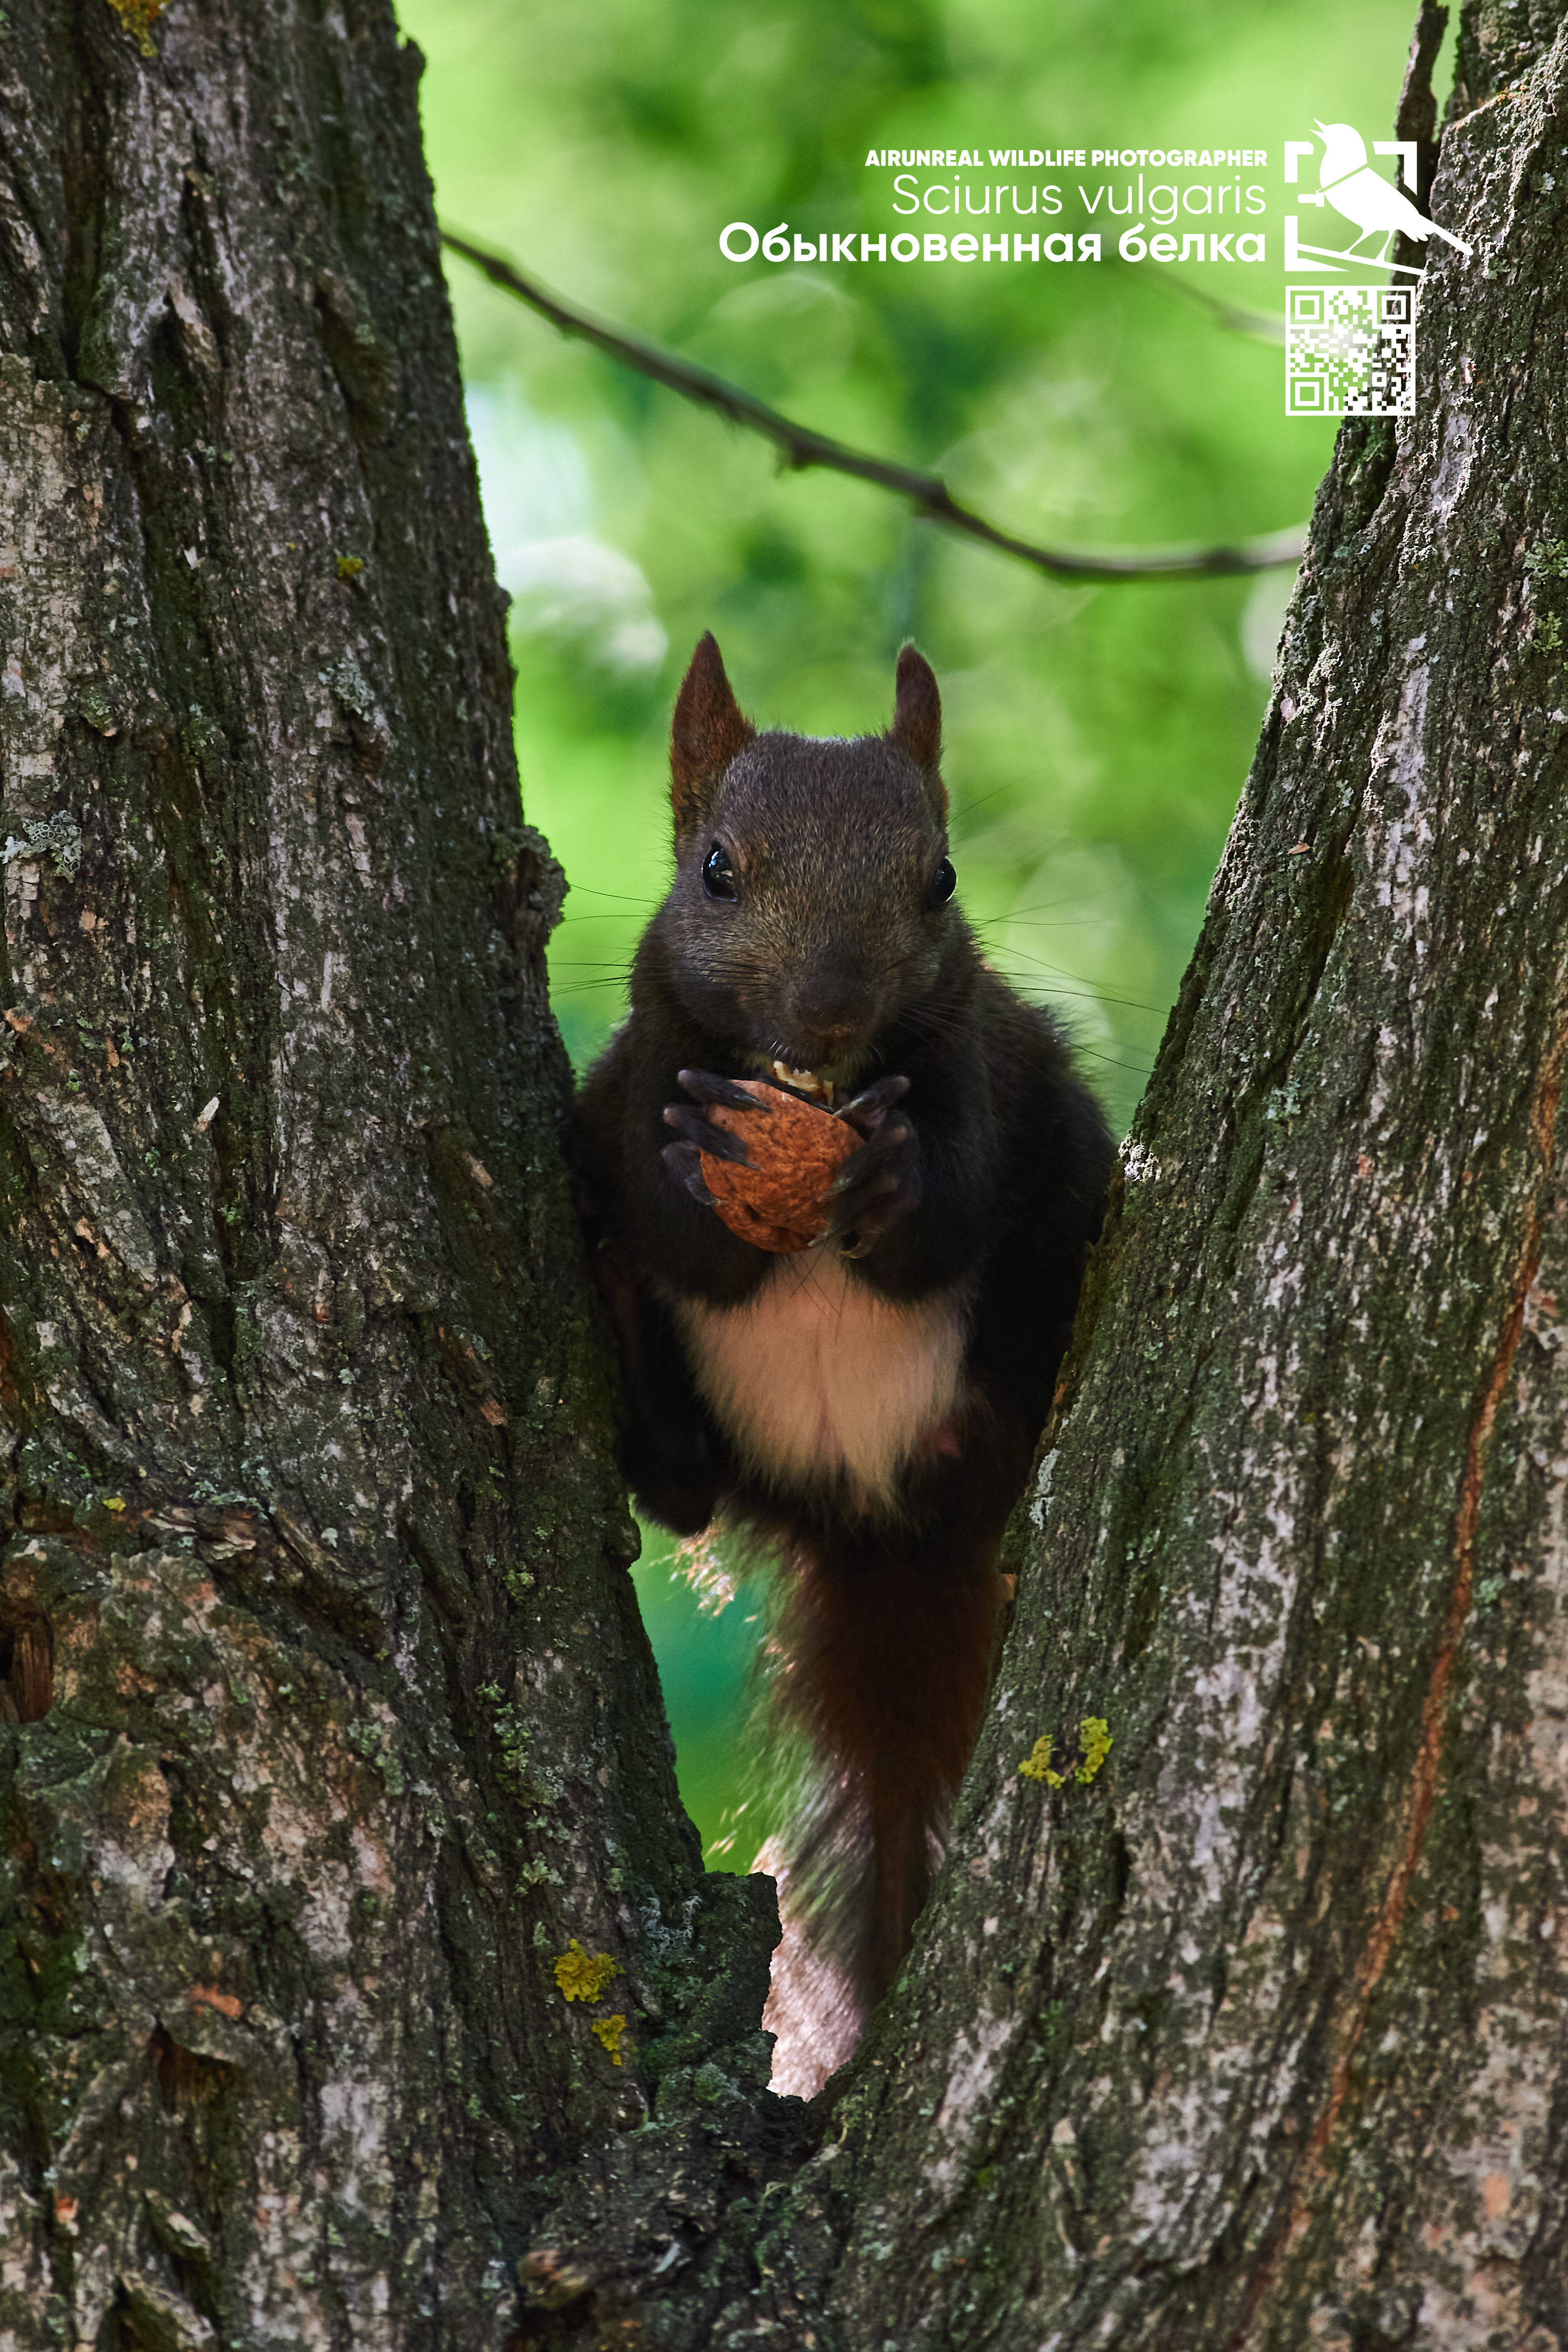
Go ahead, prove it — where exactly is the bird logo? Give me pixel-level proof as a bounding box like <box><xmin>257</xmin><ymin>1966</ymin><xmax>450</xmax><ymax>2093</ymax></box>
<box><xmin>1285</xmin><ymin>122</ymin><xmax>1472</xmax><ymax>273</ymax></box>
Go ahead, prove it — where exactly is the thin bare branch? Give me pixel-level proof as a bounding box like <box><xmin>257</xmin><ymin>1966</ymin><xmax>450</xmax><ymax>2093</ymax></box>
<box><xmin>440</xmin><ymin>231</ymin><xmax>1307</xmax><ymax>586</ymax></box>
<box><xmin>1131</xmin><ymin>260</ymin><xmax>1287</xmax><ymax>342</ymax></box>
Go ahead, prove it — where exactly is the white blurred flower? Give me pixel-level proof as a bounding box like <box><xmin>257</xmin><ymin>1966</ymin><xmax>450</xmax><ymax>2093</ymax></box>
<box><xmin>465</xmin><ymin>383</ymin><xmax>666</xmax><ymax>672</ymax></box>
<box><xmin>494</xmin><ymin>533</ymin><xmax>668</xmax><ymax>673</ymax></box>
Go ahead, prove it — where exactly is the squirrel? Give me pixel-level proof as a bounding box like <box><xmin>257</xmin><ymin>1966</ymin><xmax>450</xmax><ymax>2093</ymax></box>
<box><xmin>573</xmin><ymin>634</ymin><xmax>1113</xmax><ymax>2080</ymax></box>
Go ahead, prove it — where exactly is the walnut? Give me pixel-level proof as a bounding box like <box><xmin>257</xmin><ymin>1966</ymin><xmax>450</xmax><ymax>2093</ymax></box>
<box><xmin>699</xmin><ymin>1081</ymin><xmax>861</xmax><ymax>1254</ymax></box>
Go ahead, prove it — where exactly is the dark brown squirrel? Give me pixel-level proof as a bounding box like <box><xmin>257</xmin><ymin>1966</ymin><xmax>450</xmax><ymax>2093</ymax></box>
<box><xmin>574</xmin><ymin>634</ymin><xmax>1113</xmax><ymax>2074</ymax></box>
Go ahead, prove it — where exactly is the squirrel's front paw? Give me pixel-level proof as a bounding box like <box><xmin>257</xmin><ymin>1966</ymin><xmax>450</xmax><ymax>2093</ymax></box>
<box><xmin>829</xmin><ymin>1076</ymin><xmax>917</xmax><ymax>1254</ymax></box>
<box><xmin>661</xmin><ymin>1068</ymin><xmax>769</xmax><ymax>1205</ymax></box>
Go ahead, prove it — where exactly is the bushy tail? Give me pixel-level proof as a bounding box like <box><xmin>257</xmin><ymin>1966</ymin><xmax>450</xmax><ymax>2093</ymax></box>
<box><xmin>760</xmin><ymin>1510</ymin><xmax>1006</xmax><ymax>2077</ymax></box>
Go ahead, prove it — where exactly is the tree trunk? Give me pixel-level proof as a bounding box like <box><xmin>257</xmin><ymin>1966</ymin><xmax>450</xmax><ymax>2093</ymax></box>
<box><xmin>735</xmin><ymin>8</ymin><xmax>1568</xmax><ymax>2346</ymax></box>
<box><xmin>0</xmin><ymin>7</ymin><xmax>779</xmax><ymax>2347</ymax></box>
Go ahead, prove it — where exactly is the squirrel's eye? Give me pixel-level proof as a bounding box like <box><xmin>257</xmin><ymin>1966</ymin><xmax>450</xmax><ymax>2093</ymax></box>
<box><xmin>702</xmin><ymin>843</ymin><xmax>738</xmax><ymax>901</ymax></box>
<box><xmin>927</xmin><ymin>857</ymin><xmax>957</xmax><ymax>907</ymax></box>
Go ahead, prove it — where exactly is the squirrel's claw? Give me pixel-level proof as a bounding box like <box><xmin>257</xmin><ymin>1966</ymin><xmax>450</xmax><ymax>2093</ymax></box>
<box><xmin>677</xmin><ymin>1068</ymin><xmax>769</xmax><ymax>1112</ymax></box>
<box><xmin>662</xmin><ymin>1103</ymin><xmax>751</xmax><ymax>1164</ymax></box>
<box><xmin>839</xmin><ymin>1072</ymin><xmax>910</xmax><ymax>1140</ymax></box>
<box><xmin>844</xmin><ymin>1073</ymin><xmax>910</xmax><ymax>1114</ymax></box>
<box><xmin>833</xmin><ymin>1077</ymin><xmax>917</xmax><ymax>1247</ymax></box>
<box><xmin>828</xmin><ymin>1132</ymin><xmax>909</xmax><ymax>1196</ymax></box>
<box><xmin>826</xmin><ymin>1119</ymin><xmax>918</xmax><ymax>1249</ymax></box>
<box><xmin>661</xmin><ymin>1139</ymin><xmax>719</xmax><ymax>1205</ymax></box>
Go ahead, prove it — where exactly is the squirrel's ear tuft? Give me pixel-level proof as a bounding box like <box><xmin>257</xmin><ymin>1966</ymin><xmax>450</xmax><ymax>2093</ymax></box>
<box><xmin>671</xmin><ymin>634</ymin><xmax>755</xmax><ymax>836</ymax></box>
<box><xmin>889</xmin><ymin>643</ymin><xmax>946</xmax><ymax>817</ymax></box>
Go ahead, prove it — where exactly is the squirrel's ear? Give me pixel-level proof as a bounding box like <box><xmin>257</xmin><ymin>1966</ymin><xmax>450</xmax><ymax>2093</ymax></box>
<box><xmin>671</xmin><ymin>634</ymin><xmax>755</xmax><ymax>836</ymax></box>
<box><xmin>889</xmin><ymin>644</ymin><xmax>947</xmax><ymax>819</ymax></box>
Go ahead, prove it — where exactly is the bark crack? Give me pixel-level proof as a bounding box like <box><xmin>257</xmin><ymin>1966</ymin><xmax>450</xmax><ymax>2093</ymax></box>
<box><xmin>1233</xmin><ymin>1001</ymin><xmax>1568</xmax><ymax>2344</ymax></box>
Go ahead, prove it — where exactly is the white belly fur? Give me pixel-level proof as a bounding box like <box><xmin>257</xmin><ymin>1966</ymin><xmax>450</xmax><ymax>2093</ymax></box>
<box><xmin>671</xmin><ymin>1249</ymin><xmax>970</xmax><ymax>1512</ymax></box>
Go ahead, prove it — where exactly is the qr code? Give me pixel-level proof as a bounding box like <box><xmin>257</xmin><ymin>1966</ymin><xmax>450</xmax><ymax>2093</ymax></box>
<box><xmin>1285</xmin><ymin>286</ymin><xmax>1415</xmax><ymax>417</ymax></box>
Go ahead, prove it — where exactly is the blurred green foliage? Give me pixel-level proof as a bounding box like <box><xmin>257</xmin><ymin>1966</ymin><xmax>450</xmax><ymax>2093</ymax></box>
<box><xmin>399</xmin><ymin>0</ymin><xmax>1436</xmax><ymax>1858</ymax></box>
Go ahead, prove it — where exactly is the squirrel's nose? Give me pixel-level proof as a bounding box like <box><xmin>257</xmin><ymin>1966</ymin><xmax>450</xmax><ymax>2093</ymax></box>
<box><xmin>788</xmin><ymin>971</ymin><xmax>878</xmax><ymax>1055</ymax></box>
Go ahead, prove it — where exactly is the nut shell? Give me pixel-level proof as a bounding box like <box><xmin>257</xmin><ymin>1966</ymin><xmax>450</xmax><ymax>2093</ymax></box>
<box><xmin>700</xmin><ymin>1081</ymin><xmax>862</xmax><ymax>1254</ymax></box>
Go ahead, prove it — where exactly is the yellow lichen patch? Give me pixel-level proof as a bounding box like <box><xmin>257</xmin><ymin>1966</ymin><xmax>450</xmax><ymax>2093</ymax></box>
<box><xmin>1018</xmin><ymin>1735</ymin><xmax>1063</xmax><ymax>1788</ymax></box>
<box><xmin>104</xmin><ymin>0</ymin><xmax>166</xmax><ymax>57</ymax></box>
<box><xmin>1076</xmin><ymin>1717</ymin><xmax>1113</xmax><ymax>1786</ymax></box>
<box><xmin>553</xmin><ymin>1939</ymin><xmax>618</xmax><ymax>2003</ymax></box>
<box><xmin>591</xmin><ymin>2013</ymin><xmax>631</xmax><ymax>2066</ymax></box>
<box><xmin>1019</xmin><ymin>1719</ymin><xmax>1113</xmax><ymax>1792</ymax></box>
<box><xmin>335</xmin><ymin>554</ymin><xmax>365</xmax><ymax>581</ymax></box>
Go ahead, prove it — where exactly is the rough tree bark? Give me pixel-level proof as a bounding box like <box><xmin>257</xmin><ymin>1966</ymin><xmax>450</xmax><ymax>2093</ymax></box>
<box><xmin>732</xmin><ymin>8</ymin><xmax>1568</xmax><ymax>2348</ymax></box>
<box><xmin>6</xmin><ymin>0</ymin><xmax>1568</xmax><ymax>2348</ymax></box>
<box><xmin>0</xmin><ymin>6</ymin><xmax>780</xmax><ymax>2348</ymax></box>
